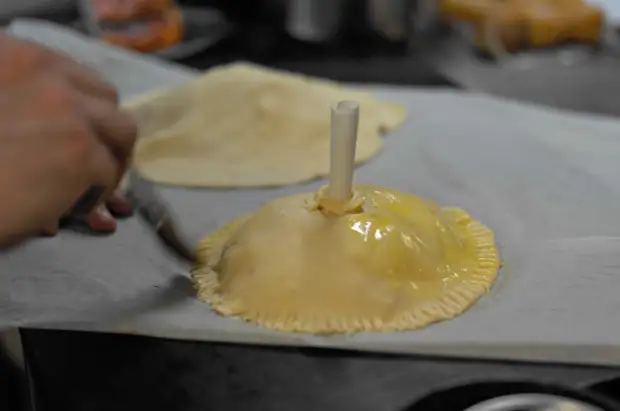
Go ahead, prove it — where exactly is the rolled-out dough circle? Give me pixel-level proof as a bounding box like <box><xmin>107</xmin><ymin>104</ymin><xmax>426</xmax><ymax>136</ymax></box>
<box><xmin>125</xmin><ymin>63</ymin><xmax>407</xmax><ymax>187</ymax></box>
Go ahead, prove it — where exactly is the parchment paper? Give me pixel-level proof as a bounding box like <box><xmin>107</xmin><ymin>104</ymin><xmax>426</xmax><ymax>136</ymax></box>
<box><xmin>4</xmin><ymin>19</ymin><xmax>620</xmax><ymax>366</ymax></box>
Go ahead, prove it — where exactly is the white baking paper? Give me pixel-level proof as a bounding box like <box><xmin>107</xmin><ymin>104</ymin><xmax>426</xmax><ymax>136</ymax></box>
<box><xmin>4</xmin><ymin>19</ymin><xmax>620</xmax><ymax>366</ymax></box>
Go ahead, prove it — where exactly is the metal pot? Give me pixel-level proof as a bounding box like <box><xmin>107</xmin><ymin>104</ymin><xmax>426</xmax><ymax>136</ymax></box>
<box><xmin>285</xmin><ymin>0</ymin><xmax>347</xmax><ymax>42</ymax></box>
<box><xmin>284</xmin><ymin>0</ymin><xmax>424</xmax><ymax>44</ymax></box>
<box><xmin>366</xmin><ymin>0</ymin><xmax>411</xmax><ymax>41</ymax></box>
<box><xmin>402</xmin><ymin>381</ymin><xmax>620</xmax><ymax>411</ymax></box>
<box><xmin>464</xmin><ymin>393</ymin><xmax>605</xmax><ymax>411</ymax></box>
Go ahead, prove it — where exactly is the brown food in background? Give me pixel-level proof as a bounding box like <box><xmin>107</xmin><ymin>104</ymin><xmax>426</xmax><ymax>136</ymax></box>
<box><xmin>90</xmin><ymin>0</ymin><xmax>175</xmax><ymax>21</ymax></box>
<box><xmin>438</xmin><ymin>0</ymin><xmax>605</xmax><ymax>53</ymax></box>
<box><xmin>101</xmin><ymin>7</ymin><xmax>184</xmax><ymax>53</ymax></box>
<box><xmin>439</xmin><ymin>0</ymin><xmax>495</xmax><ymax>25</ymax></box>
<box><xmin>523</xmin><ymin>0</ymin><xmax>603</xmax><ymax>49</ymax></box>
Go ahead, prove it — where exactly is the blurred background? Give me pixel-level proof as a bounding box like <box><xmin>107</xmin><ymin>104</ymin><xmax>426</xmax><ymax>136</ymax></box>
<box><xmin>2</xmin><ymin>0</ymin><xmax>620</xmax><ymax>115</ymax></box>
<box><xmin>0</xmin><ymin>0</ymin><xmax>445</xmax><ymax>84</ymax></box>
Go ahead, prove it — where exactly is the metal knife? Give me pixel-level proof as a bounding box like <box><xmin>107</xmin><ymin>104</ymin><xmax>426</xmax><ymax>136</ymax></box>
<box><xmin>126</xmin><ymin>168</ymin><xmax>196</xmax><ymax>263</ymax></box>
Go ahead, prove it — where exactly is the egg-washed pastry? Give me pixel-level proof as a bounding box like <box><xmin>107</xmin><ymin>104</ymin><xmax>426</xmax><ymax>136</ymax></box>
<box><xmin>124</xmin><ymin>63</ymin><xmax>406</xmax><ymax>187</ymax></box>
<box><xmin>192</xmin><ymin>185</ymin><xmax>499</xmax><ymax>334</ymax></box>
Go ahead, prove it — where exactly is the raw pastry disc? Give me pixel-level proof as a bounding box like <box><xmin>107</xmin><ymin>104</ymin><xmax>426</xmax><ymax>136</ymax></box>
<box><xmin>192</xmin><ymin>185</ymin><xmax>500</xmax><ymax>334</ymax></box>
<box><xmin>125</xmin><ymin>62</ymin><xmax>407</xmax><ymax>187</ymax></box>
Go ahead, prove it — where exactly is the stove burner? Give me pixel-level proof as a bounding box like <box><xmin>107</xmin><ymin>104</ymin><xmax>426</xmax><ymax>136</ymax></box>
<box><xmin>463</xmin><ymin>393</ymin><xmax>604</xmax><ymax>411</ymax></box>
<box><xmin>402</xmin><ymin>381</ymin><xmax>620</xmax><ymax>411</ymax></box>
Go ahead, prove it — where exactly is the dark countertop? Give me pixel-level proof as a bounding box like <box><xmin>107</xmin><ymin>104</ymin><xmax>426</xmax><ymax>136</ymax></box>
<box><xmin>174</xmin><ymin>31</ymin><xmax>455</xmax><ymax>86</ymax></box>
<box><xmin>20</xmin><ymin>330</ymin><xmax>620</xmax><ymax>411</ymax></box>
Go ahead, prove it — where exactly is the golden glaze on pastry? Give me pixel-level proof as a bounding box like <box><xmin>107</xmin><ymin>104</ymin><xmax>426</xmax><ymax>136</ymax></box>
<box><xmin>192</xmin><ymin>185</ymin><xmax>500</xmax><ymax>334</ymax></box>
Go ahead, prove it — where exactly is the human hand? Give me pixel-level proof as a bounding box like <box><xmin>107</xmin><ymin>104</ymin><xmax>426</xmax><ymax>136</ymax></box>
<box><xmin>0</xmin><ymin>32</ymin><xmax>138</xmax><ymax>247</ymax></box>
<box><xmin>42</xmin><ymin>189</ymin><xmax>134</xmax><ymax>236</ymax></box>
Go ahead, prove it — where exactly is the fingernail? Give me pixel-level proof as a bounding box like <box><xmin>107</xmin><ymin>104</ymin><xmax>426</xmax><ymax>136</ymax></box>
<box><xmin>98</xmin><ymin>205</ymin><xmax>114</xmax><ymax>220</ymax></box>
<box><xmin>107</xmin><ymin>190</ymin><xmax>133</xmax><ymax>217</ymax></box>
<box><xmin>87</xmin><ymin>205</ymin><xmax>117</xmax><ymax>233</ymax></box>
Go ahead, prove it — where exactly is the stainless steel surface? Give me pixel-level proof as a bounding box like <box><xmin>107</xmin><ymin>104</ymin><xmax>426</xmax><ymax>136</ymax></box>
<box><xmin>464</xmin><ymin>394</ymin><xmax>605</xmax><ymax>411</ymax></box>
<box><xmin>285</xmin><ymin>0</ymin><xmax>345</xmax><ymax>42</ymax></box>
<box><xmin>126</xmin><ymin>169</ymin><xmax>195</xmax><ymax>263</ymax></box>
<box><xmin>424</xmin><ymin>32</ymin><xmax>620</xmax><ymax>117</ymax></box>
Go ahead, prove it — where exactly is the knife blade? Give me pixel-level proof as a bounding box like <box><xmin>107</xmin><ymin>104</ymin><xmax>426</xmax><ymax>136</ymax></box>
<box><xmin>126</xmin><ymin>168</ymin><xmax>196</xmax><ymax>263</ymax></box>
